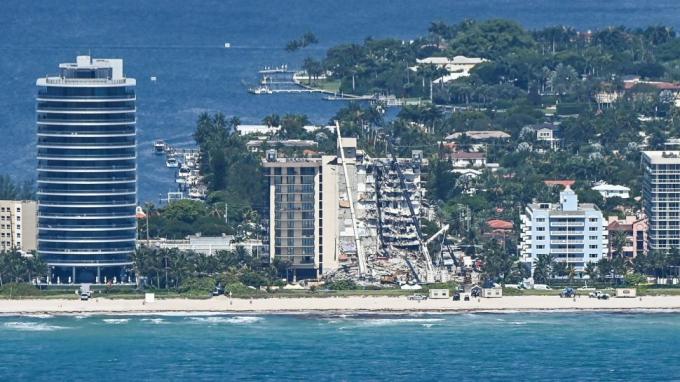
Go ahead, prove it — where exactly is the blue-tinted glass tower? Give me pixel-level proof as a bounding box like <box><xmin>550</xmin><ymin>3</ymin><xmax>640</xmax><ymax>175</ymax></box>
<box><xmin>36</xmin><ymin>56</ymin><xmax>136</xmax><ymax>283</ymax></box>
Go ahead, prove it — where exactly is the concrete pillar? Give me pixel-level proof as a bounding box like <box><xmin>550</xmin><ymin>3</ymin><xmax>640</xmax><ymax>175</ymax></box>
<box><xmin>72</xmin><ymin>267</ymin><xmax>76</xmax><ymax>284</ymax></box>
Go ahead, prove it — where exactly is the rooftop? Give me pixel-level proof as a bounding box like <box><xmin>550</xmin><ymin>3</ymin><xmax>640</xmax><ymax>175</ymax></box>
<box><xmin>643</xmin><ymin>151</ymin><xmax>680</xmax><ymax>164</ymax></box>
<box><xmin>451</xmin><ymin>151</ymin><xmax>486</xmax><ymax>160</ymax></box>
<box><xmin>37</xmin><ymin>55</ymin><xmax>135</xmax><ymax>87</ymax></box>
<box><xmin>446</xmin><ymin>130</ymin><xmax>511</xmax><ymax>141</ymax></box>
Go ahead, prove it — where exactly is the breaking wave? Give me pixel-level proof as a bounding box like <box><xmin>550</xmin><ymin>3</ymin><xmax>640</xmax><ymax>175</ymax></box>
<box><xmin>3</xmin><ymin>322</ymin><xmax>68</xmax><ymax>331</ymax></box>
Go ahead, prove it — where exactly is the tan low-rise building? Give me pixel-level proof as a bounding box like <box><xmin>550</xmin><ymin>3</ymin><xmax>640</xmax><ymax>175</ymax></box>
<box><xmin>0</xmin><ymin>200</ymin><xmax>37</xmax><ymax>252</ymax></box>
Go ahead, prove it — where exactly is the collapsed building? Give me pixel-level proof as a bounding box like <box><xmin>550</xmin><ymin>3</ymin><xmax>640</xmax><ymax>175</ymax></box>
<box><xmin>263</xmin><ymin>129</ymin><xmax>450</xmax><ymax>285</ymax></box>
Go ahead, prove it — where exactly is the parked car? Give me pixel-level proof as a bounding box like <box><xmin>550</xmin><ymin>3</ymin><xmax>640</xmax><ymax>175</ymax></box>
<box><xmin>560</xmin><ymin>288</ymin><xmax>576</xmax><ymax>298</ymax></box>
<box><xmin>589</xmin><ymin>291</ymin><xmax>610</xmax><ymax>300</ymax></box>
<box><xmin>452</xmin><ymin>292</ymin><xmax>461</xmax><ymax>301</ymax></box>
<box><xmin>212</xmin><ymin>285</ymin><xmax>225</xmax><ymax>296</ymax></box>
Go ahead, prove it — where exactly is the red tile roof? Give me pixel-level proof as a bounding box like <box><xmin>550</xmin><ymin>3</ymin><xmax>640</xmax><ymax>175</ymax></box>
<box><xmin>487</xmin><ymin>219</ymin><xmax>513</xmax><ymax>230</ymax></box>
<box><xmin>544</xmin><ymin>180</ymin><xmax>575</xmax><ymax>187</ymax></box>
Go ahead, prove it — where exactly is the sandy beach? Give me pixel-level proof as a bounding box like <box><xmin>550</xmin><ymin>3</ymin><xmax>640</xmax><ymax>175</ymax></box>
<box><xmin>1</xmin><ymin>295</ymin><xmax>680</xmax><ymax>315</ymax></box>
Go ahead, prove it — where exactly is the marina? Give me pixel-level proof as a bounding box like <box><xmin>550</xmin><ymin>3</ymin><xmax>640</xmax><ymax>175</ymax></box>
<box><xmin>153</xmin><ymin>140</ymin><xmax>206</xmax><ymax>202</ymax></box>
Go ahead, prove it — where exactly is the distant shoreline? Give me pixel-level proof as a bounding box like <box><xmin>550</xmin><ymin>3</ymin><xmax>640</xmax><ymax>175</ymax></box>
<box><xmin>2</xmin><ymin>296</ymin><xmax>680</xmax><ymax>316</ymax></box>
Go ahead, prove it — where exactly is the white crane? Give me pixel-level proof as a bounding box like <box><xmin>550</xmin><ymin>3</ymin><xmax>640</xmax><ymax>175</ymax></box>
<box><xmin>335</xmin><ymin>121</ymin><xmax>368</xmax><ymax>277</ymax></box>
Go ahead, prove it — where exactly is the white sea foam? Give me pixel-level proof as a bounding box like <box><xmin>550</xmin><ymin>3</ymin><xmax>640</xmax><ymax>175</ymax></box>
<box><xmin>141</xmin><ymin>318</ymin><xmax>167</xmax><ymax>325</ymax></box>
<box><xmin>25</xmin><ymin>314</ymin><xmax>54</xmax><ymax>319</ymax></box>
<box><xmin>102</xmin><ymin>318</ymin><xmax>130</xmax><ymax>325</ymax></box>
<box><xmin>3</xmin><ymin>322</ymin><xmax>68</xmax><ymax>331</ymax></box>
<box><xmin>190</xmin><ymin>316</ymin><xmax>263</xmax><ymax>324</ymax></box>
<box><xmin>352</xmin><ymin>318</ymin><xmax>446</xmax><ymax>327</ymax></box>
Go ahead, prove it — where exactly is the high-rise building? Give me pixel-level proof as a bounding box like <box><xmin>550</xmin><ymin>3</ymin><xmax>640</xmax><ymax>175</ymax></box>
<box><xmin>520</xmin><ymin>186</ymin><xmax>608</xmax><ymax>274</ymax></box>
<box><xmin>0</xmin><ymin>200</ymin><xmax>38</xmax><ymax>253</ymax></box>
<box><xmin>642</xmin><ymin>151</ymin><xmax>680</xmax><ymax>250</ymax></box>
<box><xmin>262</xmin><ymin>150</ymin><xmax>339</xmax><ymax>280</ymax></box>
<box><xmin>36</xmin><ymin>56</ymin><xmax>136</xmax><ymax>283</ymax></box>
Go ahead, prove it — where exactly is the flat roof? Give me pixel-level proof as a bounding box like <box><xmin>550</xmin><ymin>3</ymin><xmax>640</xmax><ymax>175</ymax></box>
<box><xmin>643</xmin><ymin>151</ymin><xmax>680</xmax><ymax>164</ymax></box>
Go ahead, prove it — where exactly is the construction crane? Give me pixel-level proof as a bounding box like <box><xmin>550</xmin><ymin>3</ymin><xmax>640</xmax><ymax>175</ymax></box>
<box><xmin>425</xmin><ymin>224</ymin><xmax>450</xmax><ymax>246</ymax></box>
<box><xmin>335</xmin><ymin>121</ymin><xmax>368</xmax><ymax>278</ymax></box>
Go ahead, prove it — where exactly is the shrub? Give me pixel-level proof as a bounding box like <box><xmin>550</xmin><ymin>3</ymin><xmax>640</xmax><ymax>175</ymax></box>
<box><xmin>178</xmin><ymin>276</ymin><xmax>215</xmax><ymax>296</ymax></box>
<box><xmin>0</xmin><ymin>283</ymin><xmax>41</xmax><ymax>297</ymax></box>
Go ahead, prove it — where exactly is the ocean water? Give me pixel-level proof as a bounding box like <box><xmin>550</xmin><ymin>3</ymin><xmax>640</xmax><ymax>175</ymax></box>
<box><xmin>1</xmin><ymin>312</ymin><xmax>679</xmax><ymax>381</ymax></box>
<box><xmin>3</xmin><ymin>0</ymin><xmax>680</xmax><ymax>201</ymax></box>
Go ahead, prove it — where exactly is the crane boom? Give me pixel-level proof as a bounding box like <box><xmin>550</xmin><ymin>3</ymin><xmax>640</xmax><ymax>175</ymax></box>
<box><xmin>335</xmin><ymin>121</ymin><xmax>368</xmax><ymax>277</ymax></box>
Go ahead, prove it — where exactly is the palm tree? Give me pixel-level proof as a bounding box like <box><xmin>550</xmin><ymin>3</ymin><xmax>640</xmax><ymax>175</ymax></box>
<box><xmin>610</xmin><ymin>230</ymin><xmax>628</xmax><ymax>257</ymax></box>
<box><xmin>584</xmin><ymin>262</ymin><xmax>599</xmax><ymax>281</ymax></box>
<box><xmin>566</xmin><ymin>265</ymin><xmax>577</xmax><ymax>285</ymax></box>
<box><xmin>533</xmin><ymin>253</ymin><xmax>554</xmax><ymax>284</ymax></box>
<box><xmin>597</xmin><ymin>258</ymin><xmax>613</xmax><ymax>284</ymax></box>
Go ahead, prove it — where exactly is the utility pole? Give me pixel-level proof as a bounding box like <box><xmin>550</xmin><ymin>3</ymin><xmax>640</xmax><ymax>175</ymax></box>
<box><xmin>224</xmin><ymin>203</ymin><xmax>228</xmax><ymax>224</ymax></box>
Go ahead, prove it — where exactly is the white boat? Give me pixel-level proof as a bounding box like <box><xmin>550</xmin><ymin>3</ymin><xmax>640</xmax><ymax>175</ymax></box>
<box><xmin>248</xmin><ymin>86</ymin><xmax>273</xmax><ymax>95</ymax></box>
<box><xmin>224</xmin><ymin>42</ymin><xmax>231</xmax><ymax>48</ymax></box>
<box><xmin>154</xmin><ymin>140</ymin><xmax>165</xmax><ymax>154</ymax></box>
<box><xmin>166</xmin><ymin>157</ymin><xmax>179</xmax><ymax>168</ymax></box>
<box><xmin>178</xmin><ymin>166</ymin><xmax>191</xmax><ymax>176</ymax></box>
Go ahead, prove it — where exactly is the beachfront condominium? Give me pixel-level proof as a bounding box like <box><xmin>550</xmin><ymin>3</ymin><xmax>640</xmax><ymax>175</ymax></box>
<box><xmin>262</xmin><ymin>150</ymin><xmax>339</xmax><ymax>280</ymax></box>
<box><xmin>642</xmin><ymin>151</ymin><xmax>680</xmax><ymax>250</ymax></box>
<box><xmin>36</xmin><ymin>56</ymin><xmax>137</xmax><ymax>284</ymax></box>
<box><xmin>0</xmin><ymin>200</ymin><xmax>38</xmax><ymax>253</ymax></box>
<box><xmin>520</xmin><ymin>186</ymin><xmax>608</xmax><ymax>275</ymax></box>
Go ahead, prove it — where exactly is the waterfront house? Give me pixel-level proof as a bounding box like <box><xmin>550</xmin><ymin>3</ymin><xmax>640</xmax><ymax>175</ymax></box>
<box><xmin>592</xmin><ymin>182</ymin><xmax>631</xmax><ymax>199</ymax></box>
<box><xmin>450</xmin><ymin>152</ymin><xmax>486</xmax><ymax>168</ymax></box>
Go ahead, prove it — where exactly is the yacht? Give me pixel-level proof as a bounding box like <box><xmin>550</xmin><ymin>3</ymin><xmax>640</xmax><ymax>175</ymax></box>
<box><xmin>166</xmin><ymin>157</ymin><xmax>179</xmax><ymax>168</ymax></box>
<box><xmin>248</xmin><ymin>86</ymin><xmax>273</xmax><ymax>95</ymax></box>
<box><xmin>154</xmin><ymin>140</ymin><xmax>165</xmax><ymax>154</ymax></box>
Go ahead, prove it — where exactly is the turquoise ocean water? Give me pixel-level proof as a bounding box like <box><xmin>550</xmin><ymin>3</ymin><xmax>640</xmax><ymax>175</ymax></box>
<box><xmin>1</xmin><ymin>312</ymin><xmax>680</xmax><ymax>381</ymax></box>
<box><xmin>2</xmin><ymin>0</ymin><xmax>680</xmax><ymax>201</ymax></box>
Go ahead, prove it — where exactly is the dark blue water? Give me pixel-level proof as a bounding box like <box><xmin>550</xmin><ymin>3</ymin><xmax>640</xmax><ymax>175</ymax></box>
<box><xmin>1</xmin><ymin>312</ymin><xmax>679</xmax><ymax>381</ymax></box>
<box><xmin>3</xmin><ymin>0</ymin><xmax>680</xmax><ymax>201</ymax></box>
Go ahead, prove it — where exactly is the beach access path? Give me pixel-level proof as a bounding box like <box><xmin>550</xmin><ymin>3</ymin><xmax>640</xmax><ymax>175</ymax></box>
<box><xmin>2</xmin><ymin>295</ymin><xmax>680</xmax><ymax>315</ymax></box>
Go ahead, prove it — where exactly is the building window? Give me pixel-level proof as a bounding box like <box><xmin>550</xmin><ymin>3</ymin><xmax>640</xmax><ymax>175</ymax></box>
<box><xmin>536</xmin><ymin>218</ymin><xmax>545</xmax><ymax>222</ymax></box>
<box><xmin>589</xmin><ymin>245</ymin><xmax>598</xmax><ymax>249</ymax></box>
<box><xmin>536</xmin><ymin>236</ymin><xmax>545</xmax><ymax>240</ymax></box>
<box><xmin>536</xmin><ymin>227</ymin><xmax>545</xmax><ymax>231</ymax></box>
<box><xmin>589</xmin><ymin>236</ymin><xmax>597</xmax><ymax>240</ymax></box>
<box><xmin>589</xmin><ymin>227</ymin><xmax>598</xmax><ymax>231</ymax></box>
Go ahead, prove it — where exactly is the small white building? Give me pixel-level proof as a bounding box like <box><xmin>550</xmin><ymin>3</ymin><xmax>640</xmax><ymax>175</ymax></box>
<box><xmin>411</xmin><ymin>56</ymin><xmax>487</xmax><ymax>84</ymax></box>
<box><xmin>592</xmin><ymin>182</ymin><xmax>630</xmax><ymax>199</ymax></box>
<box><xmin>482</xmin><ymin>287</ymin><xmax>503</xmax><ymax>298</ymax></box>
<box><xmin>236</xmin><ymin>124</ymin><xmax>281</xmax><ymax>135</ymax></box>
<box><xmin>429</xmin><ymin>289</ymin><xmax>450</xmax><ymax>299</ymax></box>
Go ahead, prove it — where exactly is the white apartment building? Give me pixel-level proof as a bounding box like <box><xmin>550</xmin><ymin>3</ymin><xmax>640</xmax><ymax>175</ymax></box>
<box><xmin>520</xmin><ymin>186</ymin><xmax>608</xmax><ymax>274</ymax></box>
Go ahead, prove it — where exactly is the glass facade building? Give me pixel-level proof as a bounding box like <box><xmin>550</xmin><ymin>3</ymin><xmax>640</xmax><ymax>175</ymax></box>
<box><xmin>642</xmin><ymin>151</ymin><xmax>680</xmax><ymax>250</ymax></box>
<box><xmin>36</xmin><ymin>56</ymin><xmax>136</xmax><ymax>283</ymax></box>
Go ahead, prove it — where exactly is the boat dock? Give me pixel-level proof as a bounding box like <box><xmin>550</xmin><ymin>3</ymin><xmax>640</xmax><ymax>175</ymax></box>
<box><xmin>153</xmin><ymin>140</ymin><xmax>207</xmax><ymax>202</ymax></box>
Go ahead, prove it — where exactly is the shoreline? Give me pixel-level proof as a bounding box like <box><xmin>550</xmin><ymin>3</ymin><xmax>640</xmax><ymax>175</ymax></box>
<box><xmin>3</xmin><ymin>295</ymin><xmax>680</xmax><ymax>316</ymax></box>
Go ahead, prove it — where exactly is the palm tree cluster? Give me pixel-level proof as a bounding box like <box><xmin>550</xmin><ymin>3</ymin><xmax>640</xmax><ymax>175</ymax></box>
<box><xmin>132</xmin><ymin>246</ymin><xmax>288</xmax><ymax>291</ymax></box>
<box><xmin>0</xmin><ymin>250</ymin><xmax>46</xmax><ymax>286</ymax></box>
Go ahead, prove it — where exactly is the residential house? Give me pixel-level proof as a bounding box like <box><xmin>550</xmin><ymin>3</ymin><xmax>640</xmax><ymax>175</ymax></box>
<box><xmin>592</xmin><ymin>182</ymin><xmax>631</xmax><ymax>199</ymax></box>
